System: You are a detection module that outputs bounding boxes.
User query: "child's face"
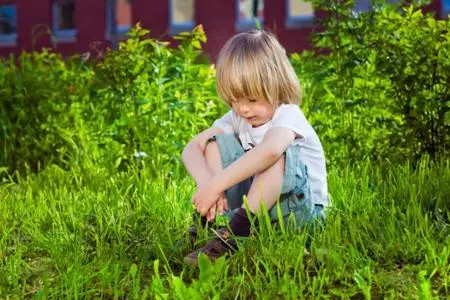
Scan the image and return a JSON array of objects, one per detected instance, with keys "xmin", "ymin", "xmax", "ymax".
[{"xmin": 232, "ymin": 97, "xmax": 275, "ymax": 127}]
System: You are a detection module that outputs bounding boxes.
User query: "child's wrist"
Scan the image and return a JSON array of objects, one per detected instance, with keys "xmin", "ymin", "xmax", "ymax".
[
  {"xmin": 210, "ymin": 174, "xmax": 225, "ymax": 195},
  {"xmin": 195, "ymin": 173, "xmax": 213, "ymax": 188}
]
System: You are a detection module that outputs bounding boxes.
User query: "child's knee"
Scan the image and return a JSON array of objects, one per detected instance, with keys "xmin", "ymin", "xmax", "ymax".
[
  {"xmin": 204, "ymin": 137, "xmax": 220, "ymax": 157},
  {"xmin": 280, "ymin": 145, "xmax": 308, "ymax": 196}
]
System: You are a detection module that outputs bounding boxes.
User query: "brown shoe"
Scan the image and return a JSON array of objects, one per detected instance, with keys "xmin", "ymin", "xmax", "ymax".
[
  {"xmin": 184, "ymin": 228, "xmax": 237, "ymax": 266},
  {"xmin": 187, "ymin": 214, "xmax": 214, "ymax": 249}
]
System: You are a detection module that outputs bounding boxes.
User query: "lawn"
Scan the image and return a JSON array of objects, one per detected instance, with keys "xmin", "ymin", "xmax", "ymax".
[{"xmin": 1, "ymin": 159, "xmax": 448, "ymax": 298}]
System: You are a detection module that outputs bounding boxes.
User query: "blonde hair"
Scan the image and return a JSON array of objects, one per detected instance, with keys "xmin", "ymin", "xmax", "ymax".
[{"xmin": 216, "ymin": 30, "xmax": 302, "ymax": 107}]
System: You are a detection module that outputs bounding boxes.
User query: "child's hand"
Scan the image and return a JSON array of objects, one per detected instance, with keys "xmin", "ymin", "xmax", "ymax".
[
  {"xmin": 192, "ymin": 184, "xmax": 222, "ymax": 216},
  {"xmin": 206, "ymin": 194, "xmax": 229, "ymax": 222}
]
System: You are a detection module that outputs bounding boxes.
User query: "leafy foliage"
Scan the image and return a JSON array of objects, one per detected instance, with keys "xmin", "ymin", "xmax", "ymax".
[
  {"xmin": 0, "ymin": 50, "xmax": 94, "ymax": 173},
  {"xmin": 295, "ymin": 0, "xmax": 450, "ymax": 167},
  {"xmin": 89, "ymin": 24, "xmax": 222, "ymax": 175},
  {"xmin": 1, "ymin": 2, "xmax": 449, "ymax": 176},
  {"xmin": 0, "ymin": 25, "xmax": 224, "ymax": 176}
]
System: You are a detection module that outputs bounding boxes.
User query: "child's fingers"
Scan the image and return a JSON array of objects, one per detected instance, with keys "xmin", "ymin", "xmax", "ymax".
[
  {"xmin": 217, "ymin": 196, "xmax": 229, "ymax": 215},
  {"xmin": 221, "ymin": 196, "xmax": 229, "ymax": 211},
  {"xmin": 207, "ymin": 204, "xmax": 216, "ymax": 222},
  {"xmin": 223, "ymin": 197, "xmax": 229, "ymax": 210},
  {"xmin": 217, "ymin": 201, "xmax": 223, "ymax": 216},
  {"xmin": 208, "ymin": 210, "xmax": 215, "ymax": 221},
  {"xmin": 217, "ymin": 197, "xmax": 225, "ymax": 215}
]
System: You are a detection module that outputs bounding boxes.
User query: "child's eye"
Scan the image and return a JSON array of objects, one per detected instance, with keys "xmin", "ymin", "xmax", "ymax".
[{"xmin": 249, "ymin": 98, "xmax": 257, "ymax": 103}]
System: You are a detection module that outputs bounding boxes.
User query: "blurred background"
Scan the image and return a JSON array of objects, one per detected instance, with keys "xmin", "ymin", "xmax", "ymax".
[{"xmin": 0, "ymin": 0, "xmax": 448, "ymax": 61}]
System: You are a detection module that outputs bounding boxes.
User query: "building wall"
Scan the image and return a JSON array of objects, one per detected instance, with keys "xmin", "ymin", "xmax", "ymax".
[
  {"xmin": 195, "ymin": 0, "xmax": 236, "ymax": 61},
  {"xmin": 0, "ymin": 0, "xmax": 446, "ymax": 60},
  {"xmin": 0, "ymin": 0, "xmax": 109, "ymax": 57}
]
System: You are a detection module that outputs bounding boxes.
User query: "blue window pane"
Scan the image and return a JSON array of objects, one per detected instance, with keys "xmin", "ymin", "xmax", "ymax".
[
  {"xmin": 0, "ymin": 5, "xmax": 17, "ymax": 34},
  {"xmin": 236, "ymin": 0, "xmax": 264, "ymax": 31},
  {"xmin": 239, "ymin": 0, "xmax": 264, "ymax": 21},
  {"xmin": 285, "ymin": 0, "xmax": 314, "ymax": 28},
  {"xmin": 354, "ymin": 0, "xmax": 372, "ymax": 13},
  {"xmin": 169, "ymin": 0, "xmax": 194, "ymax": 35},
  {"xmin": 444, "ymin": 0, "xmax": 450, "ymax": 10},
  {"xmin": 442, "ymin": 0, "xmax": 450, "ymax": 19},
  {"xmin": 55, "ymin": 0, "xmax": 76, "ymax": 30}
]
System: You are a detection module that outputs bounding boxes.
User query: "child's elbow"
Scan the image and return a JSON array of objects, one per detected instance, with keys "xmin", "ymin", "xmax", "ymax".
[
  {"xmin": 181, "ymin": 141, "xmax": 200, "ymax": 164},
  {"xmin": 181, "ymin": 142, "xmax": 192, "ymax": 163}
]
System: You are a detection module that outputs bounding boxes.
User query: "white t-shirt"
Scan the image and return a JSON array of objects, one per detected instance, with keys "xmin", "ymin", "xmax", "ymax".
[{"xmin": 213, "ymin": 104, "xmax": 329, "ymax": 207}]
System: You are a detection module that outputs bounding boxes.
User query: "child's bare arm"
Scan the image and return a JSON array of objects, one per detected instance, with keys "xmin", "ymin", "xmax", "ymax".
[
  {"xmin": 181, "ymin": 127, "xmax": 224, "ymax": 187},
  {"xmin": 193, "ymin": 127, "xmax": 296, "ymax": 215},
  {"xmin": 213, "ymin": 127, "xmax": 295, "ymax": 190}
]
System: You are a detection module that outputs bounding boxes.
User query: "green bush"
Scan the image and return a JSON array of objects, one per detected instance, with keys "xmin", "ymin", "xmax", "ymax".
[
  {"xmin": 295, "ymin": 0, "xmax": 450, "ymax": 167},
  {"xmin": 0, "ymin": 50, "xmax": 93, "ymax": 173},
  {"xmin": 0, "ymin": 25, "xmax": 224, "ymax": 177},
  {"xmin": 90, "ymin": 24, "xmax": 223, "ymax": 175},
  {"xmin": 1, "ymin": 2, "xmax": 449, "ymax": 176}
]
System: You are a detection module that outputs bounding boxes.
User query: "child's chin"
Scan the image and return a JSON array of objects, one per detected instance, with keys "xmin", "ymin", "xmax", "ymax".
[{"xmin": 249, "ymin": 119, "xmax": 269, "ymax": 128}]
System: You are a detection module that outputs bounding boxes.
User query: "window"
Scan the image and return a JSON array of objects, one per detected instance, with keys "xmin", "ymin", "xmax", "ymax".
[
  {"xmin": 52, "ymin": 0, "xmax": 77, "ymax": 42},
  {"xmin": 354, "ymin": 0, "xmax": 372, "ymax": 14},
  {"xmin": 107, "ymin": 0, "xmax": 131, "ymax": 43},
  {"xmin": 169, "ymin": 0, "xmax": 194, "ymax": 35},
  {"xmin": 443, "ymin": 0, "xmax": 450, "ymax": 19},
  {"xmin": 286, "ymin": 0, "xmax": 314, "ymax": 28},
  {"xmin": 236, "ymin": 0, "xmax": 264, "ymax": 31},
  {"xmin": 0, "ymin": 5, "xmax": 17, "ymax": 46},
  {"xmin": 352, "ymin": 0, "xmax": 400, "ymax": 17}
]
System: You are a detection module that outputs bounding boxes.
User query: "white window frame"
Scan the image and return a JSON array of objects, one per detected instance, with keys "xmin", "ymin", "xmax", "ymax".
[
  {"xmin": 52, "ymin": 0, "xmax": 77, "ymax": 43},
  {"xmin": 169, "ymin": 0, "xmax": 195, "ymax": 35},
  {"xmin": 235, "ymin": 0, "xmax": 264, "ymax": 32},
  {"xmin": 285, "ymin": 0, "xmax": 314, "ymax": 29},
  {"xmin": 0, "ymin": 4, "xmax": 18, "ymax": 47}
]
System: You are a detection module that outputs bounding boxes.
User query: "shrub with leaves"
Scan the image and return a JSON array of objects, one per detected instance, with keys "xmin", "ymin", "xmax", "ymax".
[
  {"xmin": 88, "ymin": 24, "xmax": 223, "ymax": 175},
  {"xmin": 0, "ymin": 50, "xmax": 94, "ymax": 173},
  {"xmin": 2, "ymin": 4, "xmax": 449, "ymax": 176},
  {"xmin": 0, "ymin": 25, "xmax": 224, "ymax": 177},
  {"xmin": 295, "ymin": 0, "xmax": 449, "ymax": 167}
]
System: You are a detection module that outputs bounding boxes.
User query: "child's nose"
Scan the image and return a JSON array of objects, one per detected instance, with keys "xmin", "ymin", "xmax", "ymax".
[{"xmin": 239, "ymin": 103, "xmax": 250, "ymax": 113}]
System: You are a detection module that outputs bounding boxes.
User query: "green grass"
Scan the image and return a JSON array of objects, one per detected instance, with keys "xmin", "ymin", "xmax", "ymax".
[{"xmin": 1, "ymin": 159, "xmax": 449, "ymax": 299}]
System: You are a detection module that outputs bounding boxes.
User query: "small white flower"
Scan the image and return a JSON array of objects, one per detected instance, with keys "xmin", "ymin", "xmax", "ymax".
[{"xmin": 133, "ymin": 151, "xmax": 149, "ymax": 158}]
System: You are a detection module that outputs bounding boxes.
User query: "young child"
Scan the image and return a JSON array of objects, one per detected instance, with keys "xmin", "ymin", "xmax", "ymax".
[{"xmin": 181, "ymin": 30, "xmax": 329, "ymax": 265}]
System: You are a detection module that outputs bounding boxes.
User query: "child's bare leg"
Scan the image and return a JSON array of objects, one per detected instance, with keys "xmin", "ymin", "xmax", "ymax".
[
  {"xmin": 225, "ymin": 156, "xmax": 284, "ymax": 237},
  {"xmin": 245, "ymin": 155, "xmax": 284, "ymax": 213},
  {"xmin": 204, "ymin": 141, "xmax": 222, "ymax": 175},
  {"xmin": 204, "ymin": 141, "xmax": 227, "ymax": 219}
]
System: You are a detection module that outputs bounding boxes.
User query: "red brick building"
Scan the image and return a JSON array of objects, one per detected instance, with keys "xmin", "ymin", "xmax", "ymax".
[{"xmin": 0, "ymin": 0, "xmax": 448, "ymax": 61}]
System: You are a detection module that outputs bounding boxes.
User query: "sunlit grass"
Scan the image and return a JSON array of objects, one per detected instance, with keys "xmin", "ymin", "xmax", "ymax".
[{"xmin": 0, "ymin": 159, "xmax": 449, "ymax": 298}]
